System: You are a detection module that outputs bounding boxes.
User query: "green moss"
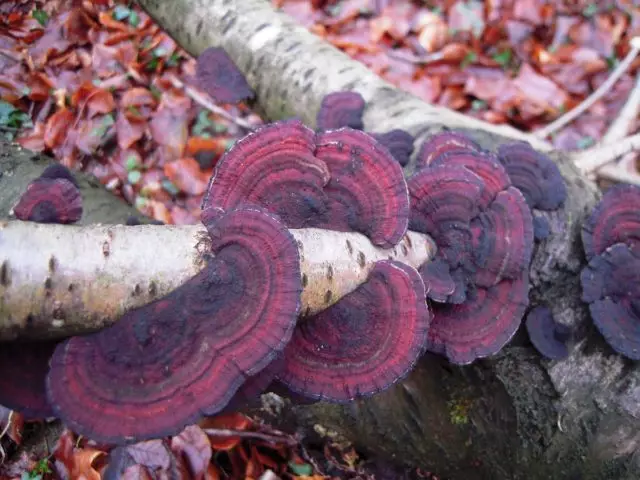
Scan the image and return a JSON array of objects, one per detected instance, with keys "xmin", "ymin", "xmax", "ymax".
[{"xmin": 448, "ymin": 397, "xmax": 472, "ymax": 426}]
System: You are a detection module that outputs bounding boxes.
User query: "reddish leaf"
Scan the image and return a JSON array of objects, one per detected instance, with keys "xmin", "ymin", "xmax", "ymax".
[
  {"xmin": 164, "ymin": 157, "xmax": 209, "ymax": 195},
  {"xmin": 44, "ymin": 108, "xmax": 74, "ymax": 149},
  {"xmin": 126, "ymin": 439, "xmax": 173, "ymax": 471},
  {"xmin": 171, "ymin": 425, "xmax": 212, "ymax": 480},
  {"xmin": 116, "ymin": 111, "xmax": 146, "ymax": 150}
]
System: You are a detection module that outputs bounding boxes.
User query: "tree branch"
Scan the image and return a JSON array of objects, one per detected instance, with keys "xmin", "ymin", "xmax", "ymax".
[{"xmin": 0, "ymin": 221, "xmax": 434, "ymax": 340}]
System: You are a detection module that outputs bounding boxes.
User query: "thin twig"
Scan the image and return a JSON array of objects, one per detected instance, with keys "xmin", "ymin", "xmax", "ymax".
[
  {"xmin": 0, "ymin": 49, "xmax": 20, "ymax": 63},
  {"xmin": 572, "ymin": 72, "xmax": 640, "ymax": 174},
  {"xmin": 535, "ymin": 37, "xmax": 640, "ymax": 139},
  {"xmin": 258, "ymin": 470, "xmax": 280, "ymax": 480},
  {"xmin": 202, "ymin": 428, "xmax": 298, "ymax": 446},
  {"xmin": 592, "ymin": 163, "xmax": 640, "ymax": 186},
  {"xmin": 167, "ymin": 75, "xmax": 255, "ymax": 131},
  {"xmin": 386, "ymin": 50, "xmax": 445, "ymax": 65},
  {"xmin": 572, "ymin": 132, "xmax": 640, "ymax": 175}
]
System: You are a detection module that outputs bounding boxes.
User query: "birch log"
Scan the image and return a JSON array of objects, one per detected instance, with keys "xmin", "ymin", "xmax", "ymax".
[
  {"xmin": 0, "ymin": 221, "xmax": 434, "ymax": 340},
  {"xmin": 133, "ymin": 1, "xmax": 640, "ymax": 479}
]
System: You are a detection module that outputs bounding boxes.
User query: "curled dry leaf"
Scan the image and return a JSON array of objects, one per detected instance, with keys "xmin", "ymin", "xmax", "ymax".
[{"xmin": 171, "ymin": 425, "xmax": 213, "ymax": 480}]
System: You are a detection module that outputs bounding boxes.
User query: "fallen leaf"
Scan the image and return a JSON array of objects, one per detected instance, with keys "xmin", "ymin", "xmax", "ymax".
[{"xmin": 164, "ymin": 157, "xmax": 209, "ymax": 195}]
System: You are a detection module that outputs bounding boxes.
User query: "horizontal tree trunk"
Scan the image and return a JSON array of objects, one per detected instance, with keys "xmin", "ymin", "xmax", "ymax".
[
  {"xmin": 136, "ymin": 1, "xmax": 640, "ymax": 479},
  {"xmin": 0, "ymin": 220, "xmax": 434, "ymax": 340}
]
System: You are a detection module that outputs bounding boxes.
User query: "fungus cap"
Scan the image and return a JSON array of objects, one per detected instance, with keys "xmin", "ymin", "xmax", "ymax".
[
  {"xmin": 202, "ymin": 120, "xmax": 330, "ymax": 229},
  {"xmin": 13, "ymin": 165, "xmax": 82, "ymax": 224},
  {"xmin": 314, "ymin": 128, "xmax": 410, "ymax": 247},
  {"xmin": 279, "ymin": 260, "xmax": 430, "ymax": 402},
  {"xmin": 316, "ymin": 91, "xmax": 365, "ymax": 130},
  {"xmin": 427, "ymin": 274, "xmax": 529, "ymax": 364},
  {"xmin": 195, "ymin": 46, "xmax": 255, "ymax": 104},
  {"xmin": 525, "ymin": 307, "xmax": 570, "ymax": 360},
  {"xmin": 0, "ymin": 341, "xmax": 57, "ymax": 419},
  {"xmin": 582, "ymin": 184, "xmax": 640, "ymax": 260},
  {"xmin": 497, "ymin": 142, "xmax": 567, "ymax": 211},
  {"xmin": 580, "ymin": 243, "xmax": 640, "ymax": 360},
  {"xmin": 46, "ymin": 207, "xmax": 302, "ymax": 443},
  {"xmin": 371, "ymin": 129, "xmax": 414, "ymax": 167},
  {"xmin": 415, "ymin": 131, "xmax": 481, "ymax": 171},
  {"xmin": 418, "ymin": 257, "xmax": 456, "ymax": 303}
]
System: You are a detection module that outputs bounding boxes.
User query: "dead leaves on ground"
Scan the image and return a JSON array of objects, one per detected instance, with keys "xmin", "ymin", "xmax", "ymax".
[
  {"xmin": 0, "ymin": 0, "xmax": 261, "ymax": 225},
  {"xmin": 0, "ymin": 413, "xmax": 355, "ymax": 479},
  {"xmin": 274, "ymin": 0, "xmax": 640, "ymax": 151}
]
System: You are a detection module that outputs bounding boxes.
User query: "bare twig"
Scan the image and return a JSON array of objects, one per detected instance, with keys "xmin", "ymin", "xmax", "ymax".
[
  {"xmin": 591, "ymin": 164, "xmax": 640, "ymax": 186},
  {"xmin": 203, "ymin": 428, "xmax": 298, "ymax": 446},
  {"xmin": 572, "ymin": 73, "xmax": 640, "ymax": 174},
  {"xmin": 572, "ymin": 132, "xmax": 640, "ymax": 174},
  {"xmin": 386, "ymin": 50, "xmax": 446, "ymax": 65},
  {"xmin": 535, "ymin": 37, "xmax": 640, "ymax": 139},
  {"xmin": 0, "ymin": 49, "xmax": 20, "ymax": 63},
  {"xmin": 166, "ymin": 74, "xmax": 255, "ymax": 131}
]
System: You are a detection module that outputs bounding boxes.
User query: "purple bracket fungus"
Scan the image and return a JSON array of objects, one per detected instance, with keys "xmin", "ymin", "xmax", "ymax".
[
  {"xmin": 415, "ymin": 130, "xmax": 481, "ymax": 171},
  {"xmin": 0, "ymin": 341, "xmax": 58, "ymax": 419},
  {"xmin": 316, "ymin": 91, "xmax": 366, "ymax": 130},
  {"xmin": 581, "ymin": 243, "xmax": 640, "ymax": 360},
  {"xmin": 195, "ymin": 46, "xmax": 255, "ymax": 104},
  {"xmin": 418, "ymin": 257, "xmax": 456, "ymax": 303},
  {"xmin": 497, "ymin": 141, "xmax": 567, "ymax": 211},
  {"xmin": 203, "ymin": 120, "xmax": 410, "ymax": 248},
  {"xmin": 12, "ymin": 164, "xmax": 82, "ymax": 224},
  {"xmin": 582, "ymin": 184, "xmax": 640, "ymax": 260},
  {"xmin": 46, "ymin": 207, "xmax": 302, "ymax": 444},
  {"xmin": 279, "ymin": 260, "xmax": 430, "ymax": 402},
  {"xmin": 427, "ymin": 274, "xmax": 530, "ymax": 365},
  {"xmin": 371, "ymin": 129, "xmax": 415, "ymax": 167},
  {"xmin": 525, "ymin": 306, "xmax": 571, "ymax": 360}
]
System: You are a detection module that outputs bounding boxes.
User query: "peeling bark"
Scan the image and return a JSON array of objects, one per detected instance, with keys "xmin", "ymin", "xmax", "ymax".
[
  {"xmin": 0, "ymin": 220, "xmax": 435, "ymax": 340},
  {"xmin": 132, "ymin": 1, "xmax": 640, "ymax": 478}
]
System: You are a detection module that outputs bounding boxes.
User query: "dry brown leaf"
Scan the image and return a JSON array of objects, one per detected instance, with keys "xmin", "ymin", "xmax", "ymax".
[{"xmin": 171, "ymin": 425, "xmax": 212, "ymax": 480}]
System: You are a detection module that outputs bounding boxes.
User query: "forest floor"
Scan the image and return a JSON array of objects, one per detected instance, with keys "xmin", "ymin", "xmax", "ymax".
[{"xmin": 0, "ymin": 0, "xmax": 638, "ymax": 478}]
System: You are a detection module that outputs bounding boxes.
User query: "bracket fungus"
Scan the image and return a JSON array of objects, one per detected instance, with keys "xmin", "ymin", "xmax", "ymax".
[
  {"xmin": 195, "ymin": 46, "xmax": 255, "ymax": 104},
  {"xmin": 525, "ymin": 306, "xmax": 571, "ymax": 360},
  {"xmin": 414, "ymin": 130, "xmax": 481, "ymax": 171},
  {"xmin": 279, "ymin": 260, "xmax": 430, "ymax": 402},
  {"xmin": 316, "ymin": 91, "xmax": 366, "ymax": 131},
  {"xmin": 203, "ymin": 120, "xmax": 410, "ymax": 248},
  {"xmin": 582, "ymin": 184, "xmax": 640, "ymax": 260},
  {"xmin": 408, "ymin": 131, "xmax": 536, "ymax": 363},
  {"xmin": 580, "ymin": 243, "xmax": 640, "ymax": 360},
  {"xmin": 46, "ymin": 207, "xmax": 302, "ymax": 443},
  {"xmin": 12, "ymin": 164, "xmax": 82, "ymax": 224},
  {"xmin": 427, "ymin": 275, "xmax": 530, "ymax": 365},
  {"xmin": 371, "ymin": 129, "xmax": 415, "ymax": 167},
  {"xmin": 0, "ymin": 341, "xmax": 58, "ymax": 419}
]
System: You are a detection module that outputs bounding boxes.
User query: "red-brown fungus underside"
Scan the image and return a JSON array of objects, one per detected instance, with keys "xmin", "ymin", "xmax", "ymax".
[
  {"xmin": 46, "ymin": 208, "xmax": 302, "ymax": 444},
  {"xmin": 497, "ymin": 142, "xmax": 567, "ymax": 212},
  {"xmin": 581, "ymin": 243, "xmax": 640, "ymax": 360},
  {"xmin": 0, "ymin": 341, "xmax": 58, "ymax": 419},
  {"xmin": 195, "ymin": 46, "xmax": 255, "ymax": 104},
  {"xmin": 582, "ymin": 184, "xmax": 640, "ymax": 260},
  {"xmin": 371, "ymin": 129, "xmax": 414, "ymax": 167},
  {"xmin": 428, "ymin": 274, "xmax": 530, "ymax": 365},
  {"xmin": 279, "ymin": 260, "xmax": 430, "ymax": 402},
  {"xmin": 314, "ymin": 128, "xmax": 410, "ymax": 248},
  {"xmin": 13, "ymin": 169, "xmax": 82, "ymax": 224},
  {"xmin": 414, "ymin": 130, "xmax": 481, "ymax": 171},
  {"xmin": 470, "ymin": 187, "xmax": 534, "ymax": 287},
  {"xmin": 204, "ymin": 121, "xmax": 409, "ymax": 248},
  {"xmin": 316, "ymin": 91, "xmax": 365, "ymax": 131},
  {"xmin": 202, "ymin": 120, "xmax": 330, "ymax": 228},
  {"xmin": 525, "ymin": 306, "xmax": 570, "ymax": 360}
]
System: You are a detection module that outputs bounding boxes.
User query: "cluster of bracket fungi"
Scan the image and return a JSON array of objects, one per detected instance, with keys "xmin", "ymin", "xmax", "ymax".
[{"xmin": 1, "ymin": 47, "xmax": 638, "ymax": 447}]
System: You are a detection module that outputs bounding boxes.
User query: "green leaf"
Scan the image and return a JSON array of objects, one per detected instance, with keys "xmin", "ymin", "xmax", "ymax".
[
  {"xmin": 128, "ymin": 11, "xmax": 140, "ymax": 27},
  {"xmin": 576, "ymin": 136, "xmax": 595, "ymax": 149},
  {"xmin": 0, "ymin": 101, "xmax": 18, "ymax": 125},
  {"xmin": 125, "ymin": 155, "xmax": 140, "ymax": 171},
  {"xmin": 471, "ymin": 99, "xmax": 486, "ymax": 111},
  {"xmin": 162, "ymin": 180, "xmax": 180, "ymax": 196},
  {"xmin": 128, "ymin": 170, "xmax": 142, "ymax": 184},
  {"xmin": 288, "ymin": 462, "xmax": 313, "ymax": 476},
  {"xmin": 146, "ymin": 57, "xmax": 159, "ymax": 71},
  {"xmin": 492, "ymin": 50, "xmax": 511, "ymax": 67},
  {"xmin": 127, "ymin": 105, "xmax": 141, "ymax": 116},
  {"xmin": 166, "ymin": 52, "xmax": 181, "ymax": 67},
  {"xmin": 153, "ymin": 47, "xmax": 168, "ymax": 58},
  {"xmin": 460, "ymin": 51, "xmax": 477, "ymax": 69},
  {"xmin": 112, "ymin": 5, "xmax": 131, "ymax": 21},
  {"xmin": 135, "ymin": 196, "xmax": 148, "ymax": 209},
  {"xmin": 583, "ymin": 4, "xmax": 598, "ymax": 17},
  {"xmin": 33, "ymin": 10, "xmax": 48, "ymax": 26}
]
